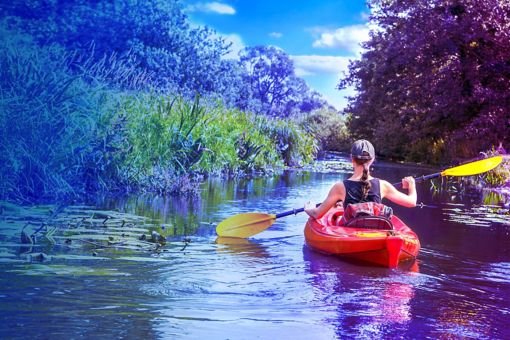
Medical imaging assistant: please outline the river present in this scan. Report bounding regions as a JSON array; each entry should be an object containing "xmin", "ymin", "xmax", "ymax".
[{"xmin": 1, "ymin": 154, "xmax": 509, "ymax": 339}]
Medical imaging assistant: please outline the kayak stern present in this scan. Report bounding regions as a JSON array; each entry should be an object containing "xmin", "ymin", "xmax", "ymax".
[{"xmin": 304, "ymin": 207, "xmax": 420, "ymax": 268}]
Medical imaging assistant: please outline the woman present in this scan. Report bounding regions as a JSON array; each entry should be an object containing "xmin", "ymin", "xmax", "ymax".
[{"xmin": 304, "ymin": 139, "xmax": 416, "ymax": 219}]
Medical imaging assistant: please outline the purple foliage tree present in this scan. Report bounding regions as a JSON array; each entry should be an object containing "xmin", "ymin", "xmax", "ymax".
[{"xmin": 340, "ymin": 0, "xmax": 510, "ymax": 162}]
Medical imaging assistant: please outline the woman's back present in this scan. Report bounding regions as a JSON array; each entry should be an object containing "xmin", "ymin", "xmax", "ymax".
[{"xmin": 343, "ymin": 178, "xmax": 382, "ymax": 208}]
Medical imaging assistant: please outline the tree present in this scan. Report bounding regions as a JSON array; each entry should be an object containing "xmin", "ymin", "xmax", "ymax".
[
  {"xmin": 340, "ymin": 0, "xmax": 510, "ymax": 163},
  {"xmin": 0, "ymin": 0, "xmax": 243, "ymax": 100},
  {"xmin": 239, "ymin": 46, "xmax": 326, "ymax": 117}
]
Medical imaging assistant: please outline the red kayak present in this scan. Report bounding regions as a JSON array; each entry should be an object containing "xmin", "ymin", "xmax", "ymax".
[{"xmin": 304, "ymin": 207, "xmax": 420, "ymax": 268}]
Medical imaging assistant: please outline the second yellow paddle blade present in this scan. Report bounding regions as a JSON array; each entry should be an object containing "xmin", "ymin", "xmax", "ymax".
[
  {"xmin": 216, "ymin": 212, "xmax": 276, "ymax": 238},
  {"xmin": 442, "ymin": 156, "xmax": 503, "ymax": 177}
]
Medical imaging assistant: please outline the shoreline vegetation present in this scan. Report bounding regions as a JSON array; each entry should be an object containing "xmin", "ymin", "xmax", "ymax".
[
  {"xmin": 0, "ymin": 21, "xmax": 348, "ymax": 204},
  {"xmin": 1, "ymin": 27, "xmax": 507, "ymax": 204},
  {"xmin": 1, "ymin": 1, "xmax": 509, "ymax": 205}
]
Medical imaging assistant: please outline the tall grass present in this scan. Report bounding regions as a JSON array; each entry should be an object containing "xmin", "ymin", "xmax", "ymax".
[
  {"xmin": 0, "ymin": 29, "xmax": 124, "ymax": 202},
  {"xmin": 121, "ymin": 95, "xmax": 318, "ymax": 182},
  {"xmin": 193, "ymin": 103, "xmax": 282, "ymax": 175},
  {"xmin": 1, "ymin": 27, "xmax": 319, "ymax": 202}
]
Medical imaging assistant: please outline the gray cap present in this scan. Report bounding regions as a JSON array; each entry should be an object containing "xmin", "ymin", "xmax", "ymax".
[{"xmin": 351, "ymin": 139, "xmax": 375, "ymax": 160}]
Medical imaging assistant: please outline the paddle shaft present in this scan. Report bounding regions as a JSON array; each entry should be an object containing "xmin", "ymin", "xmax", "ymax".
[
  {"xmin": 276, "ymin": 203, "xmax": 321, "ymax": 219},
  {"xmin": 286, "ymin": 156, "xmax": 500, "ymax": 215},
  {"xmin": 391, "ymin": 156, "xmax": 502, "ymax": 188},
  {"xmin": 391, "ymin": 172, "xmax": 441, "ymax": 188},
  {"xmin": 217, "ymin": 156, "xmax": 502, "ymax": 238}
]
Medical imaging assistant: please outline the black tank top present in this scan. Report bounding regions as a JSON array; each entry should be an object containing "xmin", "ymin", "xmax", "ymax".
[{"xmin": 343, "ymin": 178, "xmax": 382, "ymax": 208}]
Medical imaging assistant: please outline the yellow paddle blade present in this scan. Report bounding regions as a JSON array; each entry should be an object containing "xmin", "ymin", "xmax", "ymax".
[
  {"xmin": 441, "ymin": 156, "xmax": 503, "ymax": 177},
  {"xmin": 216, "ymin": 212, "xmax": 276, "ymax": 238}
]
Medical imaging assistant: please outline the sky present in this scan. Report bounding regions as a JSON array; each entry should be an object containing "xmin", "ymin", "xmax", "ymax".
[{"xmin": 183, "ymin": 0, "xmax": 372, "ymax": 110}]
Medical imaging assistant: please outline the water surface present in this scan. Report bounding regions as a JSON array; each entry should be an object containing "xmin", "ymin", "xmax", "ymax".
[{"xmin": 1, "ymin": 154, "xmax": 509, "ymax": 339}]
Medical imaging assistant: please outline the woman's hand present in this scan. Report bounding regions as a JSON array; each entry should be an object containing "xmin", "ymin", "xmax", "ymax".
[
  {"xmin": 402, "ymin": 176, "xmax": 415, "ymax": 190},
  {"xmin": 304, "ymin": 200, "xmax": 316, "ymax": 211}
]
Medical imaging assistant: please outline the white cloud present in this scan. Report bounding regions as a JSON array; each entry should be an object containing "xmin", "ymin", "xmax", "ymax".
[
  {"xmin": 360, "ymin": 11, "xmax": 371, "ymax": 21},
  {"xmin": 220, "ymin": 33, "xmax": 245, "ymax": 59},
  {"xmin": 187, "ymin": 2, "xmax": 236, "ymax": 15},
  {"xmin": 269, "ymin": 32, "xmax": 283, "ymax": 39},
  {"xmin": 312, "ymin": 24, "xmax": 370, "ymax": 54},
  {"xmin": 291, "ymin": 55, "xmax": 352, "ymax": 77}
]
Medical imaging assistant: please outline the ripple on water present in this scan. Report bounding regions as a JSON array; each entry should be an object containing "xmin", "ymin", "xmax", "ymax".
[
  {"xmin": 443, "ymin": 204, "xmax": 510, "ymax": 228},
  {"xmin": 479, "ymin": 262, "xmax": 510, "ymax": 284}
]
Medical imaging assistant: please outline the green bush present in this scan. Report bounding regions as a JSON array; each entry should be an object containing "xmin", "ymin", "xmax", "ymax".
[
  {"xmin": 193, "ymin": 103, "xmax": 282, "ymax": 175},
  {"xmin": 257, "ymin": 118, "xmax": 318, "ymax": 166}
]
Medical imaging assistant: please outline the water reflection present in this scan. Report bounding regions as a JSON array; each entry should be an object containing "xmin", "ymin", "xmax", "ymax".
[
  {"xmin": 94, "ymin": 171, "xmax": 318, "ymax": 239},
  {"xmin": 443, "ymin": 203, "xmax": 510, "ymax": 228},
  {"xmin": 480, "ymin": 262, "xmax": 510, "ymax": 284},
  {"xmin": 0, "ymin": 260, "xmax": 163, "ymax": 339},
  {"xmin": 302, "ymin": 247, "xmax": 419, "ymax": 338},
  {"xmin": 435, "ymin": 297, "xmax": 493, "ymax": 339},
  {"xmin": 215, "ymin": 237, "xmax": 270, "ymax": 258}
]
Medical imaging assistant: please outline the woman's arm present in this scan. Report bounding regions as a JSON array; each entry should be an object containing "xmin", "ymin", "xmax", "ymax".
[
  {"xmin": 380, "ymin": 177, "xmax": 417, "ymax": 208},
  {"xmin": 304, "ymin": 182, "xmax": 345, "ymax": 219}
]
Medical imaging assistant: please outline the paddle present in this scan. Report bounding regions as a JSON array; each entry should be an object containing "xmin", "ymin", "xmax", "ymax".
[
  {"xmin": 216, "ymin": 156, "xmax": 503, "ymax": 238},
  {"xmin": 391, "ymin": 155, "xmax": 503, "ymax": 187}
]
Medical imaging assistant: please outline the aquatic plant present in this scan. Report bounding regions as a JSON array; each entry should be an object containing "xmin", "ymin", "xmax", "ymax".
[{"xmin": 480, "ymin": 148, "xmax": 510, "ymax": 188}]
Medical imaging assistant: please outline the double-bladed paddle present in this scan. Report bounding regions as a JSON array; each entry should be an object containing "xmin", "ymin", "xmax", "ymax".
[{"xmin": 216, "ymin": 156, "xmax": 503, "ymax": 238}]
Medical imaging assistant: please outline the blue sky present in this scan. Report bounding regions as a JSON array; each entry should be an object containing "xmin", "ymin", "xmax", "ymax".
[{"xmin": 184, "ymin": 0, "xmax": 371, "ymax": 110}]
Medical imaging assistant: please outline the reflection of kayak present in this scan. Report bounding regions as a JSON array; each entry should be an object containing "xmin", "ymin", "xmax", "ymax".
[{"xmin": 304, "ymin": 207, "xmax": 420, "ymax": 268}]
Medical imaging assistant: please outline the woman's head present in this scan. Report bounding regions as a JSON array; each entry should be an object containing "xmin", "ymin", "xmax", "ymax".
[
  {"xmin": 351, "ymin": 139, "xmax": 375, "ymax": 163},
  {"xmin": 350, "ymin": 139, "xmax": 375, "ymax": 199}
]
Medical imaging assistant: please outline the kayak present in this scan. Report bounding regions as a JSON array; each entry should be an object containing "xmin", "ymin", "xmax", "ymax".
[{"xmin": 304, "ymin": 206, "xmax": 420, "ymax": 268}]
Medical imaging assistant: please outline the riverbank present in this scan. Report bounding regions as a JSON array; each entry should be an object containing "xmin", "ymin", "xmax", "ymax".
[
  {"xmin": 1, "ymin": 82, "xmax": 319, "ymax": 203},
  {"xmin": 1, "ymin": 24, "xmax": 328, "ymax": 205}
]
